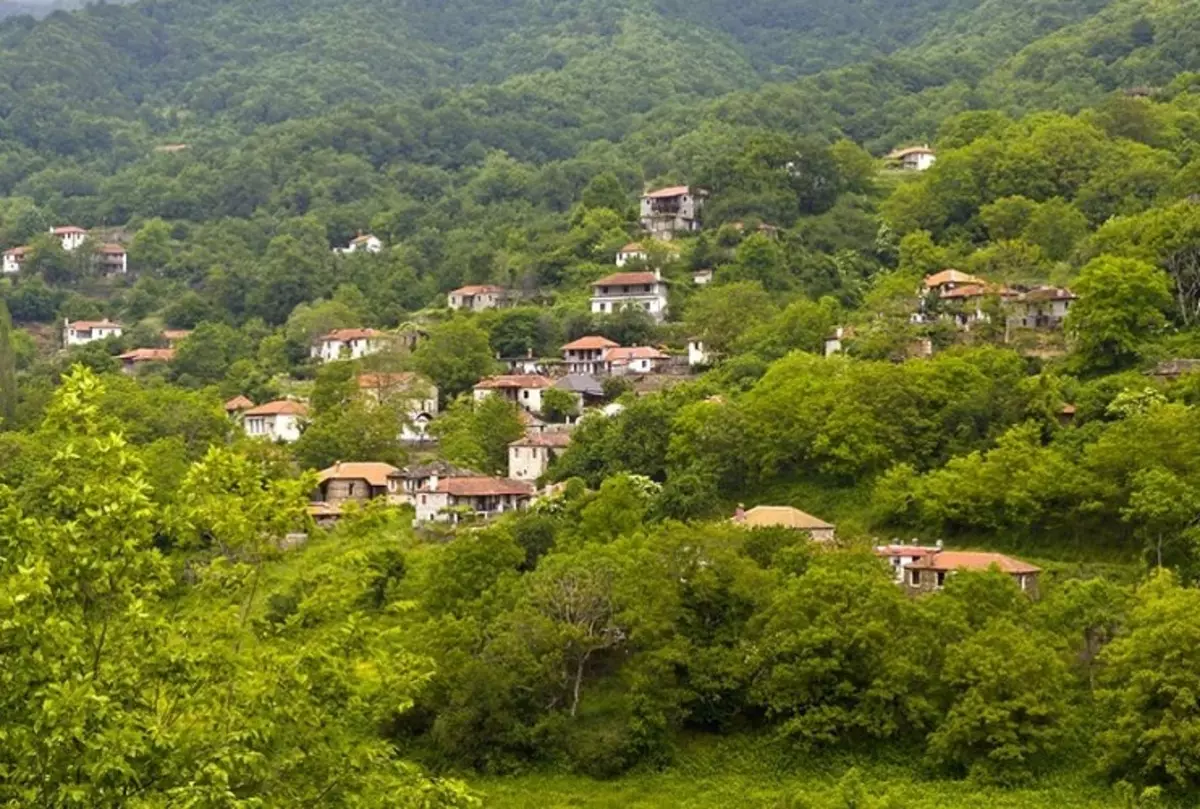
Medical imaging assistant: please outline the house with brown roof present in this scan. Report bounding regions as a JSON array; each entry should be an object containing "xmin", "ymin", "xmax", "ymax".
[
  {"xmin": 887, "ymin": 145, "xmax": 937, "ymax": 171},
  {"xmin": 590, "ymin": 270, "xmax": 670, "ymax": 322},
  {"xmin": 605, "ymin": 345, "xmax": 669, "ymax": 375},
  {"xmin": 903, "ymin": 550, "xmax": 1041, "ymax": 597},
  {"xmin": 1010, "ymin": 286, "xmax": 1076, "ymax": 329},
  {"xmin": 639, "ymin": 186, "xmax": 706, "ymax": 240},
  {"xmin": 615, "ymin": 242, "xmax": 648, "ymax": 268},
  {"xmin": 413, "ymin": 474, "xmax": 534, "ymax": 525},
  {"xmin": 448, "ymin": 284, "xmax": 509, "ymax": 311},
  {"xmin": 63, "ymin": 319, "xmax": 123, "ymax": 347},
  {"xmin": 243, "ymin": 400, "xmax": 307, "ymax": 443},
  {"xmin": 311, "ymin": 328, "xmax": 387, "ymax": 363},
  {"xmin": 338, "ymin": 232, "xmax": 382, "ymax": 254},
  {"xmin": 224, "ymin": 395, "xmax": 255, "ymax": 419},
  {"xmin": 118, "ymin": 348, "xmax": 174, "ymax": 374},
  {"xmin": 50, "ymin": 225, "xmax": 88, "ymax": 252},
  {"xmin": 923, "ymin": 270, "xmax": 985, "ymax": 297},
  {"xmin": 3, "ymin": 245, "xmax": 30, "ymax": 275},
  {"xmin": 875, "ymin": 542, "xmax": 943, "ymax": 583},
  {"xmin": 562, "ymin": 335, "xmax": 619, "ymax": 375},
  {"xmin": 508, "ymin": 430, "xmax": 571, "ymax": 482},
  {"xmin": 731, "ymin": 505, "xmax": 836, "ymax": 542},
  {"xmin": 95, "ymin": 243, "xmax": 127, "ymax": 274},
  {"xmin": 387, "ymin": 460, "xmax": 472, "ymax": 506},
  {"xmin": 357, "ymin": 372, "xmax": 439, "ymax": 441},
  {"xmin": 315, "ymin": 462, "xmax": 400, "ymax": 506},
  {"xmin": 473, "ymin": 374, "xmax": 555, "ymax": 413}
]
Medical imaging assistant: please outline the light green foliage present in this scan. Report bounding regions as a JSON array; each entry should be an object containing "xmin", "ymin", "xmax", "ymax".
[
  {"xmin": 541, "ymin": 387, "xmax": 579, "ymax": 423},
  {"xmin": 1067, "ymin": 256, "xmax": 1171, "ymax": 371},
  {"xmin": 413, "ymin": 319, "xmax": 497, "ymax": 401},
  {"xmin": 0, "ymin": 299, "xmax": 16, "ymax": 425},
  {"xmin": 686, "ymin": 280, "xmax": 777, "ymax": 354},
  {"xmin": 430, "ymin": 394, "xmax": 524, "ymax": 475}
]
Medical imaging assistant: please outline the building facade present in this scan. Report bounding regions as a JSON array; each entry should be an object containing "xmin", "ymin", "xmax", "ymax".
[
  {"xmin": 590, "ymin": 270, "xmax": 669, "ymax": 322},
  {"xmin": 311, "ymin": 328, "xmax": 387, "ymax": 362},
  {"xmin": 639, "ymin": 186, "xmax": 705, "ymax": 240},
  {"xmin": 242, "ymin": 400, "xmax": 307, "ymax": 443},
  {"xmin": 448, "ymin": 285, "xmax": 509, "ymax": 311},
  {"xmin": 508, "ymin": 431, "xmax": 571, "ymax": 482},
  {"xmin": 413, "ymin": 475, "xmax": 534, "ymax": 524},
  {"xmin": 63, "ymin": 319, "xmax": 123, "ymax": 346}
]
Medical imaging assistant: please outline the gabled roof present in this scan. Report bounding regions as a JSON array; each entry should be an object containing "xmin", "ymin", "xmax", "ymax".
[
  {"xmin": 451, "ymin": 284, "xmax": 507, "ymax": 296},
  {"xmin": 318, "ymin": 328, "xmax": 385, "ymax": 342},
  {"xmin": 98, "ymin": 243, "xmax": 126, "ymax": 254},
  {"xmin": 224, "ymin": 395, "xmax": 255, "ymax": 412},
  {"xmin": 592, "ymin": 271, "xmax": 662, "ymax": 287},
  {"xmin": 4, "ymin": 246, "xmax": 30, "ymax": 257},
  {"xmin": 475, "ymin": 374, "xmax": 554, "ymax": 390},
  {"xmin": 562, "ymin": 335, "xmax": 620, "ymax": 351},
  {"xmin": 643, "ymin": 185, "xmax": 692, "ymax": 199},
  {"xmin": 734, "ymin": 505, "xmax": 834, "ymax": 531},
  {"xmin": 888, "ymin": 145, "xmax": 935, "ymax": 159},
  {"xmin": 924, "ymin": 270, "xmax": 983, "ymax": 289},
  {"xmin": 1019, "ymin": 286, "xmax": 1077, "ymax": 302},
  {"xmin": 67, "ymin": 319, "xmax": 122, "ymax": 330},
  {"xmin": 422, "ymin": 475, "xmax": 535, "ymax": 496},
  {"xmin": 555, "ymin": 373, "xmax": 604, "ymax": 396},
  {"xmin": 940, "ymin": 283, "xmax": 1016, "ymax": 300},
  {"xmin": 51, "ymin": 225, "xmax": 87, "ymax": 235},
  {"xmin": 618, "ymin": 242, "xmax": 646, "ymax": 253},
  {"xmin": 605, "ymin": 346, "xmax": 668, "ymax": 362},
  {"xmin": 317, "ymin": 461, "xmax": 399, "ymax": 487},
  {"xmin": 349, "ymin": 233, "xmax": 378, "ymax": 244},
  {"xmin": 244, "ymin": 400, "xmax": 308, "ymax": 417},
  {"xmin": 118, "ymin": 348, "xmax": 174, "ymax": 363},
  {"xmin": 907, "ymin": 551, "xmax": 1040, "ymax": 574},
  {"xmin": 510, "ymin": 431, "xmax": 572, "ymax": 449},
  {"xmin": 874, "ymin": 544, "xmax": 940, "ymax": 558}
]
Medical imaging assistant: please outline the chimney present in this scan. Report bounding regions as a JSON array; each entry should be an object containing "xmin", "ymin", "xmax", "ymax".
[{"xmin": 734, "ymin": 503, "xmax": 746, "ymax": 521}]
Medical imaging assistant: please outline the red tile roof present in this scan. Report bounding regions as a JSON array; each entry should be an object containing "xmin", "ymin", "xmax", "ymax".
[
  {"xmin": 874, "ymin": 544, "xmax": 940, "ymax": 558},
  {"xmin": 118, "ymin": 348, "xmax": 174, "ymax": 363},
  {"xmin": 98, "ymin": 243, "xmax": 126, "ymax": 254},
  {"xmin": 474, "ymin": 374, "xmax": 554, "ymax": 390},
  {"xmin": 51, "ymin": 226, "xmax": 87, "ymax": 235},
  {"xmin": 318, "ymin": 328, "xmax": 385, "ymax": 342},
  {"xmin": 592, "ymin": 271, "xmax": 661, "ymax": 287},
  {"xmin": 224, "ymin": 395, "xmax": 255, "ymax": 412},
  {"xmin": 643, "ymin": 186, "xmax": 692, "ymax": 199},
  {"xmin": 510, "ymin": 431, "xmax": 572, "ymax": 449},
  {"xmin": 451, "ymin": 284, "xmax": 507, "ymax": 296},
  {"xmin": 67, "ymin": 319, "xmax": 122, "ymax": 330},
  {"xmin": 317, "ymin": 461, "xmax": 400, "ymax": 487},
  {"xmin": 907, "ymin": 551, "xmax": 1040, "ymax": 574},
  {"xmin": 888, "ymin": 145, "xmax": 935, "ymax": 159},
  {"xmin": 733, "ymin": 505, "xmax": 834, "ymax": 530},
  {"xmin": 244, "ymin": 400, "xmax": 308, "ymax": 417},
  {"xmin": 618, "ymin": 242, "xmax": 646, "ymax": 253},
  {"xmin": 923, "ymin": 270, "xmax": 983, "ymax": 289},
  {"xmin": 1020, "ymin": 286, "xmax": 1076, "ymax": 302},
  {"xmin": 4, "ymin": 246, "xmax": 30, "ymax": 257},
  {"xmin": 423, "ymin": 476, "xmax": 534, "ymax": 496},
  {"xmin": 562, "ymin": 335, "xmax": 620, "ymax": 351},
  {"xmin": 605, "ymin": 346, "xmax": 668, "ymax": 362},
  {"xmin": 349, "ymin": 233, "xmax": 377, "ymax": 244}
]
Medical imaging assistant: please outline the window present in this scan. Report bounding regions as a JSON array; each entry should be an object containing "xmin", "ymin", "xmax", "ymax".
[
  {"xmin": 936, "ymin": 571, "xmax": 946, "ymax": 587},
  {"xmin": 909, "ymin": 569, "xmax": 920, "ymax": 586},
  {"xmin": 420, "ymin": 495, "xmax": 426, "ymax": 505}
]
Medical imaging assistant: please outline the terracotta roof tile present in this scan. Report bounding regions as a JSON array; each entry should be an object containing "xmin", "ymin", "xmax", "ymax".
[
  {"xmin": 475, "ymin": 374, "xmax": 554, "ymax": 390},
  {"xmin": 643, "ymin": 186, "xmax": 692, "ymax": 199},
  {"xmin": 421, "ymin": 476, "xmax": 534, "ymax": 496},
  {"xmin": 509, "ymin": 431, "xmax": 572, "ymax": 449},
  {"xmin": 592, "ymin": 271, "xmax": 661, "ymax": 287},
  {"xmin": 244, "ymin": 400, "xmax": 308, "ymax": 417},
  {"xmin": 224, "ymin": 395, "xmax": 255, "ymax": 412},
  {"xmin": 118, "ymin": 348, "xmax": 174, "ymax": 362},
  {"xmin": 906, "ymin": 551, "xmax": 1040, "ymax": 574},
  {"xmin": 562, "ymin": 335, "xmax": 620, "ymax": 351},
  {"xmin": 451, "ymin": 285, "xmax": 507, "ymax": 296},
  {"xmin": 317, "ymin": 461, "xmax": 399, "ymax": 487}
]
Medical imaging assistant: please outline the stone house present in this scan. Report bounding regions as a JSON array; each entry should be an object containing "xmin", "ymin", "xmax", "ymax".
[
  {"xmin": 874, "ymin": 543, "xmax": 943, "ymax": 583},
  {"xmin": 887, "ymin": 145, "xmax": 937, "ymax": 171},
  {"xmin": 615, "ymin": 242, "xmax": 648, "ymax": 268},
  {"xmin": 96, "ymin": 243, "xmax": 127, "ymax": 274},
  {"xmin": 604, "ymin": 345, "xmax": 668, "ymax": 375},
  {"xmin": 903, "ymin": 551, "xmax": 1041, "ymax": 597},
  {"xmin": 508, "ymin": 430, "xmax": 571, "ymax": 482},
  {"xmin": 448, "ymin": 284, "xmax": 508, "ymax": 311},
  {"xmin": 3, "ymin": 246, "xmax": 30, "ymax": 274},
  {"xmin": 387, "ymin": 460, "xmax": 471, "ymax": 506},
  {"xmin": 118, "ymin": 348, "xmax": 174, "ymax": 374},
  {"xmin": 1010, "ymin": 286, "xmax": 1076, "ymax": 329},
  {"xmin": 357, "ymin": 372, "xmax": 439, "ymax": 441},
  {"xmin": 639, "ymin": 186, "xmax": 705, "ymax": 240},
  {"xmin": 316, "ymin": 462, "xmax": 399, "ymax": 505},
  {"xmin": 413, "ymin": 474, "xmax": 534, "ymax": 525},
  {"xmin": 50, "ymin": 225, "xmax": 88, "ymax": 252}
]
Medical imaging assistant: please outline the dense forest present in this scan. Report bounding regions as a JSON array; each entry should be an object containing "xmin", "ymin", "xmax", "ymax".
[{"xmin": 9, "ymin": 0, "xmax": 1200, "ymax": 805}]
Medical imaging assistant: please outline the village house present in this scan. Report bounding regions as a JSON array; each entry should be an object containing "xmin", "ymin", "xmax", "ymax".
[
  {"xmin": 315, "ymin": 462, "xmax": 399, "ymax": 506},
  {"xmin": 118, "ymin": 348, "xmax": 174, "ymax": 374},
  {"xmin": 3, "ymin": 246, "xmax": 29, "ymax": 274},
  {"xmin": 590, "ymin": 270, "xmax": 670, "ymax": 322},
  {"xmin": 731, "ymin": 505, "xmax": 836, "ymax": 542},
  {"xmin": 874, "ymin": 543, "xmax": 943, "ymax": 583},
  {"xmin": 224, "ymin": 395, "xmax": 255, "ymax": 419},
  {"xmin": 1010, "ymin": 286, "xmax": 1076, "ymax": 329},
  {"xmin": 357, "ymin": 372, "xmax": 439, "ymax": 441},
  {"xmin": 387, "ymin": 460, "xmax": 471, "ymax": 506},
  {"xmin": 95, "ymin": 243, "xmax": 128, "ymax": 274},
  {"xmin": 639, "ymin": 185, "xmax": 706, "ymax": 240},
  {"xmin": 63, "ymin": 319, "xmax": 123, "ymax": 347},
  {"xmin": 615, "ymin": 242, "xmax": 648, "ymax": 268},
  {"xmin": 554, "ymin": 374, "xmax": 603, "ymax": 410},
  {"xmin": 922, "ymin": 270, "xmax": 985, "ymax": 297},
  {"xmin": 692, "ymin": 268, "xmax": 714, "ymax": 285},
  {"xmin": 311, "ymin": 328, "xmax": 387, "ymax": 362},
  {"xmin": 687, "ymin": 338, "xmax": 711, "ymax": 367},
  {"xmin": 518, "ymin": 409, "xmax": 549, "ymax": 435},
  {"xmin": 413, "ymin": 473, "xmax": 534, "ymax": 525},
  {"xmin": 508, "ymin": 431, "xmax": 572, "ymax": 482},
  {"xmin": 473, "ymin": 374, "xmax": 555, "ymax": 413},
  {"xmin": 887, "ymin": 145, "xmax": 937, "ymax": 171},
  {"xmin": 562, "ymin": 335, "xmax": 619, "ymax": 375},
  {"xmin": 824, "ymin": 326, "xmax": 853, "ymax": 357},
  {"xmin": 341, "ymin": 233, "xmax": 382, "ymax": 254},
  {"xmin": 605, "ymin": 345, "xmax": 669, "ymax": 375},
  {"xmin": 938, "ymin": 283, "xmax": 1018, "ymax": 329},
  {"xmin": 448, "ymin": 284, "xmax": 509, "ymax": 311},
  {"xmin": 242, "ymin": 400, "xmax": 307, "ymax": 443},
  {"xmin": 903, "ymin": 550, "xmax": 1041, "ymax": 597},
  {"xmin": 50, "ymin": 225, "xmax": 88, "ymax": 252}
]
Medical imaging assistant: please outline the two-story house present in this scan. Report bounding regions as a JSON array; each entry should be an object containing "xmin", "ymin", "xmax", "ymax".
[
  {"xmin": 96, "ymin": 244, "xmax": 128, "ymax": 274},
  {"xmin": 311, "ymin": 328, "xmax": 387, "ymax": 362},
  {"xmin": 315, "ymin": 462, "xmax": 399, "ymax": 505},
  {"xmin": 448, "ymin": 285, "xmax": 509, "ymax": 311},
  {"xmin": 1010, "ymin": 286, "xmax": 1076, "ymax": 329},
  {"xmin": 63, "ymin": 319, "xmax": 123, "ymax": 347},
  {"xmin": 590, "ymin": 270, "xmax": 670, "ymax": 322},
  {"xmin": 3, "ymin": 246, "xmax": 29, "ymax": 274},
  {"xmin": 224, "ymin": 395, "xmax": 255, "ymax": 419},
  {"xmin": 242, "ymin": 400, "xmax": 307, "ymax": 443},
  {"xmin": 473, "ymin": 374, "xmax": 555, "ymax": 413},
  {"xmin": 387, "ymin": 460, "xmax": 471, "ymax": 506},
  {"xmin": 357, "ymin": 372, "xmax": 439, "ymax": 441},
  {"xmin": 508, "ymin": 431, "xmax": 571, "ymax": 482},
  {"xmin": 639, "ymin": 186, "xmax": 705, "ymax": 240},
  {"xmin": 887, "ymin": 145, "xmax": 937, "ymax": 171},
  {"xmin": 562, "ymin": 335, "xmax": 619, "ymax": 375},
  {"xmin": 118, "ymin": 348, "xmax": 174, "ymax": 374},
  {"xmin": 51, "ymin": 226, "xmax": 88, "ymax": 252},
  {"xmin": 413, "ymin": 473, "xmax": 534, "ymax": 525},
  {"xmin": 342, "ymin": 233, "xmax": 383, "ymax": 254}
]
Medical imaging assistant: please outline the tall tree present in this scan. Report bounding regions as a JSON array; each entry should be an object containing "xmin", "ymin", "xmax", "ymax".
[{"xmin": 0, "ymin": 299, "xmax": 16, "ymax": 426}]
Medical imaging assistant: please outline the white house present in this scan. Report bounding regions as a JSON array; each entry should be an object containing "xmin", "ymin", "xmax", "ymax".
[
  {"xmin": 413, "ymin": 474, "xmax": 534, "ymax": 525},
  {"xmin": 242, "ymin": 400, "xmax": 307, "ymax": 443},
  {"xmin": 2, "ymin": 246, "xmax": 29, "ymax": 274},
  {"xmin": 562, "ymin": 335, "xmax": 619, "ymax": 375},
  {"xmin": 887, "ymin": 145, "xmax": 937, "ymax": 171},
  {"xmin": 615, "ymin": 242, "xmax": 648, "ymax": 268},
  {"xmin": 96, "ymin": 243, "xmax": 127, "ymax": 274},
  {"xmin": 604, "ymin": 346, "xmax": 668, "ymax": 375},
  {"xmin": 590, "ymin": 270, "xmax": 670, "ymax": 322},
  {"xmin": 117, "ymin": 348, "xmax": 174, "ymax": 374},
  {"xmin": 639, "ymin": 186, "xmax": 705, "ymax": 240},
  {"xmin": 50, "ymin": 226, "xmax": 88, "ymax": 252},
  {"xmin": 874, "ymin": 543, "xmax": 942, "ymax": 583},
  {"xmin": 343, "ymin": 233, "xmax": 382, "ymax": 254},
  {"xmin": 1010, "ymin": 287, "xmax": 1076, "ymax": 329},
  {"xmin": 311, "ymin": 328, "xmax": 387, "ymax": 362},
  {"xmin": 357, "ymin": 372, "xmax": 439, "ymax": 441},
  {"xmin": 692, "ymin": 268, "xmax": 714, "ymax": 285},
  {"xmin": 473, "ymin": 374, "xmax": 555, "ymax": 413},
  {"xmin": 63, "ymin": 319, "xmax": 123, "ymax": 347},
  {"xmin": 687, "ymin": 339, "xmax": 711, "ymax": 367},
  {"xmin": 448, "ymin": 285, "xmax": 508, "ymax": 311},
  {"xmin": 508, "ymin": 431, "xmax": 572, "ymax": 482}
]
